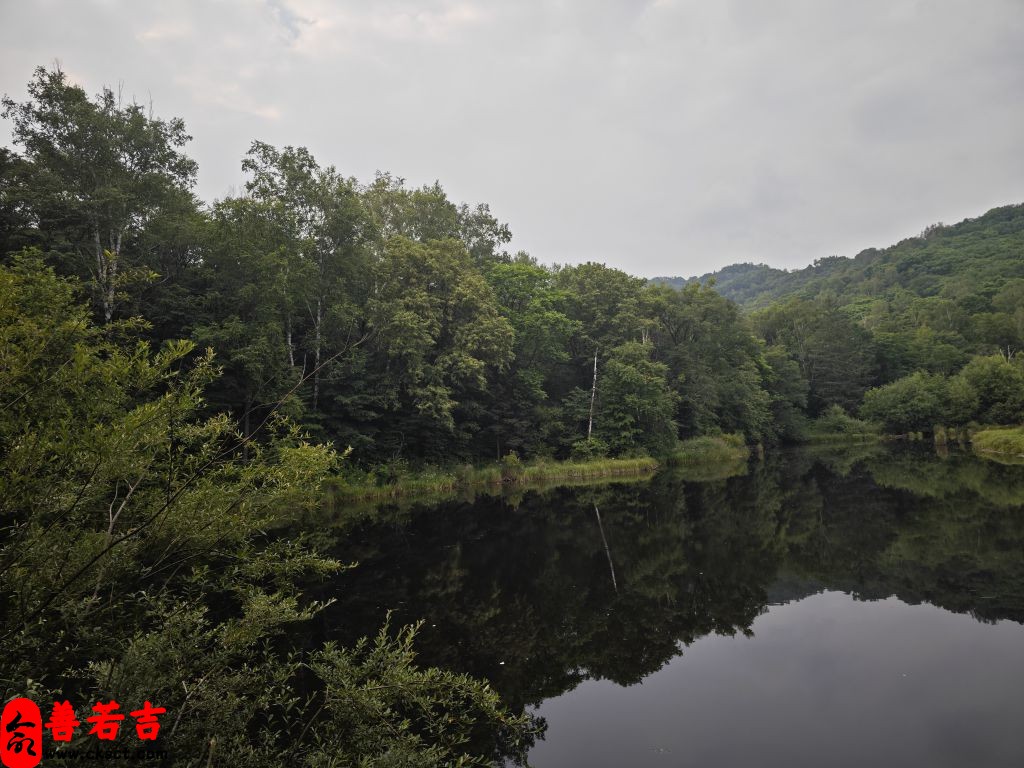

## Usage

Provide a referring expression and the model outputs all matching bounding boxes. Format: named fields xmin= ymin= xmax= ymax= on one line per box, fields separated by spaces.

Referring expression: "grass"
xmin=329 ymin=455 xmax=660 ymax=503
xmin=801 ymin=406 xmax=882 ymax=444
xmin=329 ymin=433 xmax=763 ymax=506
xmin=664 ymin=433 xmax=750 ymax=466
xmin=970 ymin=426 xmax=1024 ymax=461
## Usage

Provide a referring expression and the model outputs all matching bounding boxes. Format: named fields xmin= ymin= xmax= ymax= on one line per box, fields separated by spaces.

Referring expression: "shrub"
xmin=570 ymin=436 xmax=609 ymax=460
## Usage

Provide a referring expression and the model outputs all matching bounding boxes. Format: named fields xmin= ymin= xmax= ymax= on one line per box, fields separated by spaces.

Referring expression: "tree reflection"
xmin=304 ymin=446 xmax=1024 ymax=759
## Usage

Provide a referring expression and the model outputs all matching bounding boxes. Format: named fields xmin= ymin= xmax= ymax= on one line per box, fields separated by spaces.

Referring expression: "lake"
xmin=309 ymin=444 xmax=1024 ymax=766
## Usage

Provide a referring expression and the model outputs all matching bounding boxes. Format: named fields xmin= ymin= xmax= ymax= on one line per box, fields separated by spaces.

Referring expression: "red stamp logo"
xmin=1 ymin=698 xmax=42 ymax=768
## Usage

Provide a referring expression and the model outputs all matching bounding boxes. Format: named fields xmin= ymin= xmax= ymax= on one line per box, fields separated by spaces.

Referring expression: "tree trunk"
xmin=587 ymin=348 xmax=598 ymax=439
xmin=242 ymin=396 xmax=252 ymax=462
xmin=286 ymin=315 xmax=295 ymax=368
xmin=94 ymin=228 xmax=114 ymax=323
xmin=313 ymin=297 xmax=322 ymax=408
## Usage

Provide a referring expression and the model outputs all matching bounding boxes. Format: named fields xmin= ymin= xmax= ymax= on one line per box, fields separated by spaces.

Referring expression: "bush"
xmin=816 ymin=405 xmax=879 ymax=435
xmin=958 ymin=355 xmax=1024 ymax=424
xmin=570 ymin=436 xmax=609 ymax=460
xmin=860 ymin=373 xmax=947 ymax=433
xmin=500 ymin=451 xmax=525 ymax=482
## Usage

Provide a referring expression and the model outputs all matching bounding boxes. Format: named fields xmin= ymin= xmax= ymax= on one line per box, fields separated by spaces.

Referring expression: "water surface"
xmin=309 ymin=445 xmax=1024 ymax=766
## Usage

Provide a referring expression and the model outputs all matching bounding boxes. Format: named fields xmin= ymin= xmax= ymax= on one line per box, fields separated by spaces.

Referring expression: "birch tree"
xmin=2 ymin=65 xmax=197 ymax=322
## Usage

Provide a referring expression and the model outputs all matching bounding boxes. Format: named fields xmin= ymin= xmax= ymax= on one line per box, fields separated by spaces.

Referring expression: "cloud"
xmin=1 ymin=0 xmax=1022 ymax=276
xmin=136 ymin=22 xmax=193 ymax=42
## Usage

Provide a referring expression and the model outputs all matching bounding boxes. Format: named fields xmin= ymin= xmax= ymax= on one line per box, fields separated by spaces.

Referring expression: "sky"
xmin=1 ymin=0 xmax=1022 ymax=278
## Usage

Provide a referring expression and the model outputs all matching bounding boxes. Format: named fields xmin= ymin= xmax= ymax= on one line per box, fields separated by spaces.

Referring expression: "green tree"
xmin=192 ymin=196 xmax=300 ymax=440
xmin=597 ymin=341 xmax=679 ymax=455
xmin=753 ymin=298 xmax=875 ymax=415
xmin=860 ymin=372 xmax=950 ymax=433
xmin=242 ymin=142 xmax=371 ymax=412
xmin=957 ymin=355 xmax=1024 ymax=424
xmin=649 ymin=282 xmax=771 ymax=440
xmin=761 ymin=345 xmax=810 ymax=441
xmin=367 ymin=236 xmax=514 ymax=457
xmin=2 ymin=65 xmax=198 ymax=322
xmin=485 ymin=259 xmax=579 ymax=457
xmin=0 ymin=254 xmax=532 ymax=766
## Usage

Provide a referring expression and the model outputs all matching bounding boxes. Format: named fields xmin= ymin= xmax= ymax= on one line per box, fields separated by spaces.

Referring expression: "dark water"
xmin=307 ymin=444 xmax=1024 ymax=766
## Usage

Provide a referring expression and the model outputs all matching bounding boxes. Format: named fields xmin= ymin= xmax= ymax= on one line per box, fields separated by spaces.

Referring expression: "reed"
xmin=971 ymin=426 xmax=1024 ymax=459
xmin=664 ymin=433 xmax=749 ymax=466
xmin=331 ymin=455 xmax=660 ymax=502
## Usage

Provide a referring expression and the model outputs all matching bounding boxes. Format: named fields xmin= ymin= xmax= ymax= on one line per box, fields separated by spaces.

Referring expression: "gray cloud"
xmin=1 ymin=0 xmax=1022 ymax=276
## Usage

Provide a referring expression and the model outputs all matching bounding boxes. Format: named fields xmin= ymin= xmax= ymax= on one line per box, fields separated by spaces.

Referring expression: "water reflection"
xmin=303 ymin=446 xmax=1024 ymax=764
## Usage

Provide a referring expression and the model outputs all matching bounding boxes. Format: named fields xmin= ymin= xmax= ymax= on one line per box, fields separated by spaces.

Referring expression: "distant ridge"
xmin=651 ymin=203 xmax=1024 ymax=309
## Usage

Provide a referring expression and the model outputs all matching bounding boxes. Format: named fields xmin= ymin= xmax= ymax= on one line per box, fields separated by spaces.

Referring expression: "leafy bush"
xmin=815 ymin=405 xmax=879 ymax=434
xmin=570 ymin=437 xmax=609 ymax=460
xmin=860 ymin=372 xmax=949 ymax=433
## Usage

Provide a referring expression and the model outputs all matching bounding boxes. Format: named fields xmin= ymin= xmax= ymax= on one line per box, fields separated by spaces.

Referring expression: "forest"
xmin=3 ymin=66 xmax=1024 ymax=470
xmin=2 ymin=64 xmax=1024 ymax=765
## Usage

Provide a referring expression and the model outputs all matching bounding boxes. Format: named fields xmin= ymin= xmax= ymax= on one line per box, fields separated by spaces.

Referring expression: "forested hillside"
xmin=654 ymin=205 xmax=1024 ymax=434
xmin=654 ymin=204 xmax=1024 ymax=312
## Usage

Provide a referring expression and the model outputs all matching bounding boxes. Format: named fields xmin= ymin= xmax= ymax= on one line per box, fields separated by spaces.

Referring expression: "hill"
xmin=652 ymin=203 xmax=1024 ymax=310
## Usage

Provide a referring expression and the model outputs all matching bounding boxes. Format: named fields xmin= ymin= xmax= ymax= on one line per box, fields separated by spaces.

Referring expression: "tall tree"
xmin=753 ymin=298 xmax=876 ymax=415
xmin=242 ymin=142 xmax=371 ymax=409
xmin=367 ymin=236 xmax=514 ymax=458
xmin=2 ymin=65 xmax=197 ymax=322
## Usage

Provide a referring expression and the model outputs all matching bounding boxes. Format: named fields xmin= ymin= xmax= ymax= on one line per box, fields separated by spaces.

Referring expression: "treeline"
xmin=3 ymin=65 xmax=1024 ymax=463
xmin=659 ymin=206 xmax=1024 ymax=316
xmin=0 ymin=65 xmax=806 ymax=466
xmin=653 ymin=206 xmax=1024 ymax=436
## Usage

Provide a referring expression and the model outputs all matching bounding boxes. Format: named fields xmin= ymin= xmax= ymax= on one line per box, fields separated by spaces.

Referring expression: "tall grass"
xmin=664 ymin=433 xmax=749 ymax=466
xmin=802 ymin=406 xmax=881 ymax=444
xmin=971 ymin=426 xmax=1024 ymax=459
xmin=330 ymin=455 xmax=660 ymax=502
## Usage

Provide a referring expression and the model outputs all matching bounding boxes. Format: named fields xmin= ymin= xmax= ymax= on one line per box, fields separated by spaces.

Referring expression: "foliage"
xmin=860 ymin=372 xmax=951 ymax=433
xmin=1 ymin=64 xmax=199 ymax=323
xmin=752 ymin=297 xmax=875 ymax=415
xmin=0 ymin=258 xmax=531 ymax=766
xmin=860 ymin=355 xmax=1024 ymax=433
xmin=570 ymin=437 xmax=610 ymax=461
xmin=805 ymin=405 xmax=880 ymax=442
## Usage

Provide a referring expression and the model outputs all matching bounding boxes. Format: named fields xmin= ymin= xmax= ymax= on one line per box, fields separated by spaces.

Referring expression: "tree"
xmin=761 ymin=345 xmax=810 ymax=441
xmin=367 ymin=236 xmax=514 ymax=457
xmin=241 ymin=142 xmax=371 ymax=410
xmin=485 ymin=260 xmax=579 ymax=457
xmin=649 ymin=282 xmax=772 ymax=440
xmin=2 ymin=65 xmax=198 ymax=322
xmin=597 ymin=341 xmax=679 ymax=455
xmin=458 ymin=201 xmax=512 ymax=265
xmin=0 ymin=147 xmax=39 ymax=257
xmin=860 ymin=372 xmax=950 ymax=433
xmin=957 ymin=355 xmax=1024 ymax=424
xmin=0 ymin=254 xmax=533 ymax=766
xmin=361 ymin=172 xmax=460 ymax=243
xmin=753 ymin=298 xmax=875 ymax=415
xmin=192 ymin=196 xmax=299 ymax=441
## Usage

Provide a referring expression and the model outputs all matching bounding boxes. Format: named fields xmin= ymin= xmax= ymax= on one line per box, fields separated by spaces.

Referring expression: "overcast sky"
xmin=1 ymin=0 xmax=1022 ymax=277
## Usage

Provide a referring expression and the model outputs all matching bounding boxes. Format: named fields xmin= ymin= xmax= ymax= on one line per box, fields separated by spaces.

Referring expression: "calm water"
xmin=308 ymin=444 xmax=1024 ymax=766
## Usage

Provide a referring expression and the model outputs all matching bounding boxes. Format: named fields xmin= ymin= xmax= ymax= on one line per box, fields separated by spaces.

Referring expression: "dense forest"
xmin=654 ymin=205 xmax=1024 ymax=435
xmin=3 ymin=66 xmax=1024 ymax=467
xmin=2 ymin=64 xmax=1024 ymax=765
